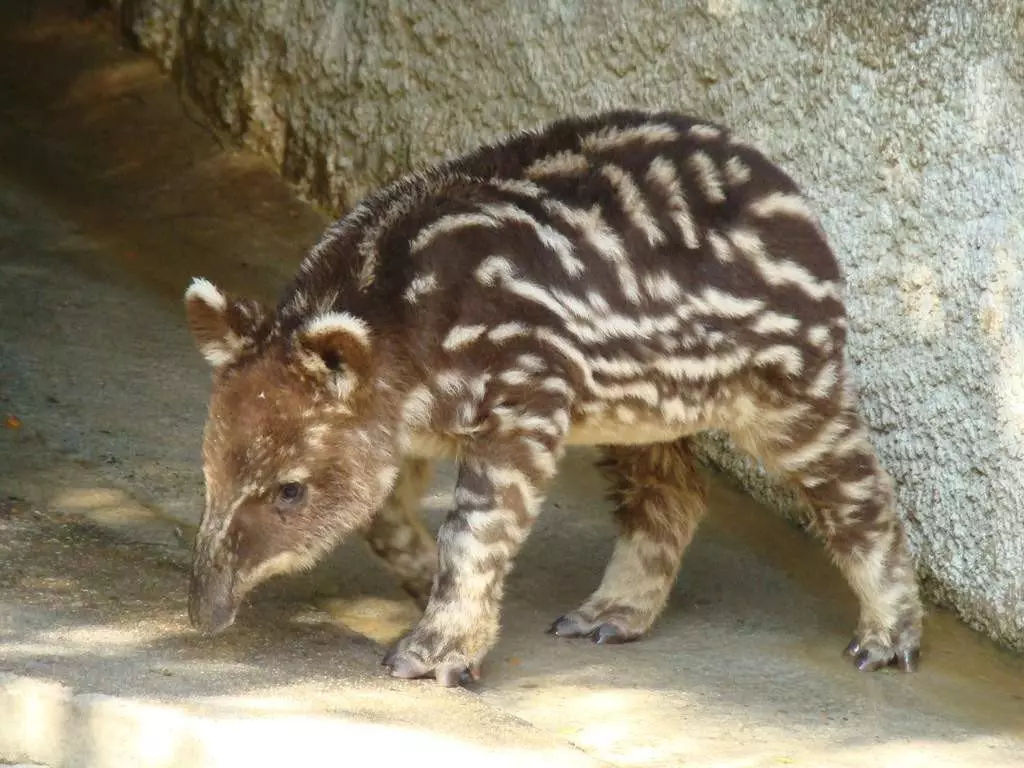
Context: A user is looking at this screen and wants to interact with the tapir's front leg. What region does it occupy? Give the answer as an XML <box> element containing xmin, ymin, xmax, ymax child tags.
<box><xmin>383</xmin><ymin>400</ymin><xmax>567</xmax><ymax>686</ymax></box>
<box><xmin>362</xmin><ymin>458</ymin><xmax>437</xmax><ymax>608</ymax></box>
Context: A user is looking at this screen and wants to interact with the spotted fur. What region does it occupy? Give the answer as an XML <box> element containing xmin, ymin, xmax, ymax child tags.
<box><xmin>185</xmin><ymin>110</ymin><xmax>922</xmax><ymax>685</ymax></box>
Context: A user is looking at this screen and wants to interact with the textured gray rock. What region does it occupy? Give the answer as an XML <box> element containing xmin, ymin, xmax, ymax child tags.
<box><xmin>108</xmin><ymin>0</ymin><xmax>1024</xmax><ymax>650</ymax></box>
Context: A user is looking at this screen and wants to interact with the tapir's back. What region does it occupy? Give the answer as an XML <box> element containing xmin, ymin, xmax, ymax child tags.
<box><xmin>283</xmin><ymin>112</ymin><xmax>846</xmax><ymax>435</ymax></box>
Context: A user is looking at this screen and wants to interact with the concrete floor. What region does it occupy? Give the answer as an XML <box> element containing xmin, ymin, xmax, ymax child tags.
<box><xmin>1</xmin><ymin>4</ymin><xmax>1023</xmax><ymax>767</ymax></box>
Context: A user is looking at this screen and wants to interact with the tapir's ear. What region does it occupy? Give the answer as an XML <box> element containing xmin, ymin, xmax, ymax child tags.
<box><xmin>296</xmin><ymin>311</ymin><xmax>373</xmax><ymax>397</ymax></box>
<box><xmin>184</xmin><ymin>277</ymin><xmax>267</xmax><ymax>368</ymax></box>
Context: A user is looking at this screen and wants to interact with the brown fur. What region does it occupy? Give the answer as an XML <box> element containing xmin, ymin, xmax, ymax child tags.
<box><xmin>184</xmin><ymin>109</ymin><xmax>922</xmax><ymax>685</ymax></box>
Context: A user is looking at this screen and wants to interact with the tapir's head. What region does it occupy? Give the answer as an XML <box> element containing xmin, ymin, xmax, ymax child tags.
<box><xmin>183</xmin><ymin>277</ymin><xmax>401</xmax><ymax>635</ymax></box>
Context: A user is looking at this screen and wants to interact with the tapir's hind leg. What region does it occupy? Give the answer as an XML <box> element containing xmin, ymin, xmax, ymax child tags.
<box><xmin>549</xmin><ymin>438</ymin><xmax>707</xmax><ymax>643</ymax></box>
<box><xmin>739</xmin><ymin>372</ymin><xmax>923</xmax><ymax>671</ymax></box>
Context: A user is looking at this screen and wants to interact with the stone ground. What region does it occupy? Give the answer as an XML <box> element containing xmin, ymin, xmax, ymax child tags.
<box><xmin>1</xmin><ymin>4</ymin><xmax>1023</xmax><ymax>767</ymax></box>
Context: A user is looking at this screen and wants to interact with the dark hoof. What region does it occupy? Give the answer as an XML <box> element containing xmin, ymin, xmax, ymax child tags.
<box><xmin>845</xmin><ymin>637</ymin><xmax>920</xmax><ymax>673</ymax></box>
<box><xmin>437</xmin><ymin>663</ymin><xmax>481</xmax><ymax>688</ymax></box>
<box><xmin>382</xmin><ymin>647</ymin><xmax>481</xmax><ymax>687</ymax></box>
<box><xmin>548</xmin><ymin>615</ymin><xmax>637</xmax><ymax>644</ymax></box>
<box><xmin>548</xmin><ymin>614</ymin><xmax>589</xmax><ymax>638</ymax></box>
<box><xmin>590</xmin><ymin>623</ymin><xmax>633</xmax><ymax>645</ymax></box>
<box><xmin>386</xmin><ymin>651</ymin><xmax>431</xmax><ymax>680</ymax></box>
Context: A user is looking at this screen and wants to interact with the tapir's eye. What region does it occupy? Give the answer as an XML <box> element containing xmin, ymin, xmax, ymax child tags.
<box><xmin>277</xmin><ymin>482</ymin><xmax>306</xmax><ymax>506</ymax></box>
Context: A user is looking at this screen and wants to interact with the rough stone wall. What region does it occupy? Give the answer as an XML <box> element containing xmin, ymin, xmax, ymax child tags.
<box><xmin>109</xmin><ymin>0</ymin><xmax>1024</xmax><ymax>650</ymax></box>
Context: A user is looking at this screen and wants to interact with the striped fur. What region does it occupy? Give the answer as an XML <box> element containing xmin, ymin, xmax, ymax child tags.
<box><xmin>184</xmin><ymin>110</ymin><xmax>922</xmax><ymax>686</ymax></box>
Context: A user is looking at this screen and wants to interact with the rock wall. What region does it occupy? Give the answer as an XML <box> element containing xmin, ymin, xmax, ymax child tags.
<box><xmin>108</xmin><ymin>0</ymin><xmax>1024</xmax><ymax>650</ymax></box>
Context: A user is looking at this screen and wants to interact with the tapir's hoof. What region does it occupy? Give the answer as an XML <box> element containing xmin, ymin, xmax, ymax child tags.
<box><xmin>845</xmin><ymin>637</ymin><xmax>920</xmax><ymax>672</ymax></box>
<box><xmin>548</xmin><ymin>614</ymin><xmax>639</xmax><ymax>644</ymax></box>
<box><xmin>547</xmin><ymin>614</ymin><xmax>587</xmax><ymax>637</ymax></box>
<box><xmin>591</xmin><ymin>623</ymin><xmax>633</xmax><ymax>645</ymax></box>
<box><xmin>383</xmin><ymin>645</ymin><xmax>481</xmax><ymax>688</ymax></box>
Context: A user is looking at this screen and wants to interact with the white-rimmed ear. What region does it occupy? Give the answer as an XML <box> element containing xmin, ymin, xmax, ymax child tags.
<box><xmin>296</xmin><ymin>311</ymin><xmax>373</xmax><ymax>395</ymax></box>
<box><xmin>184</xmin><ymin>277</ymin><xmax>267</xmax><ymax>368</ymax></box>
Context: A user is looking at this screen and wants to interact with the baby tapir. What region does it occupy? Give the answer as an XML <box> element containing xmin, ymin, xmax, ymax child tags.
<box><xmin>184</xmin><ymin>109</ymin><xmax>922</xmax><ymax>687</ymax></box>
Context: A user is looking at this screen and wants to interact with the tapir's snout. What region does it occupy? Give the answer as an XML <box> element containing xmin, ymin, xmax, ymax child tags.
<box><xmin>188</xmin><ymin>554</ymin><xmax>239</xmax><ymax>636</ymax></box>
